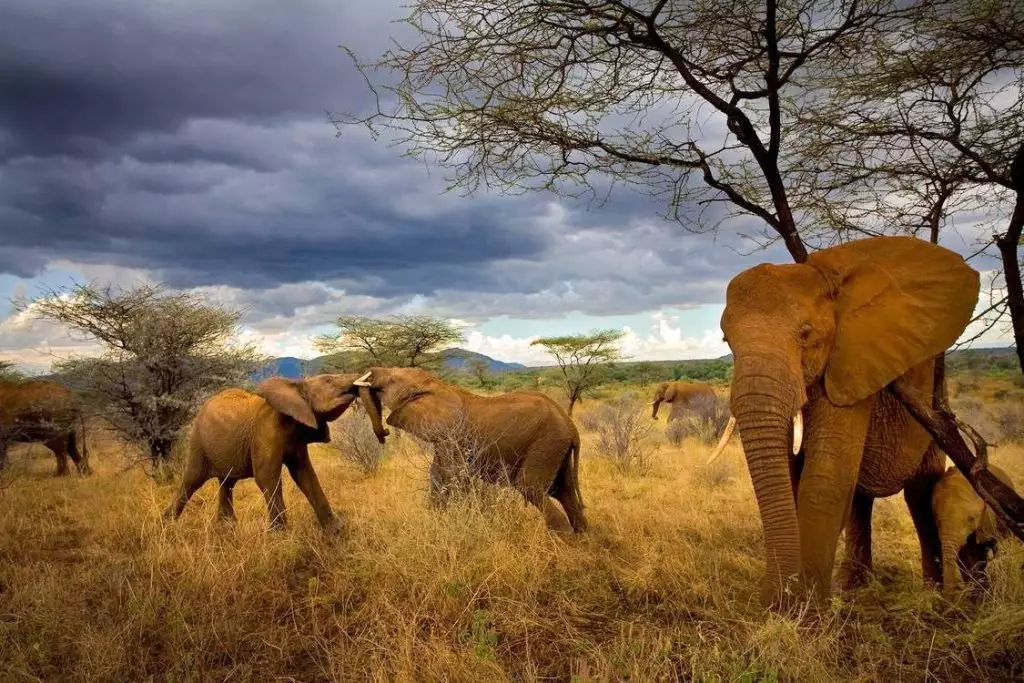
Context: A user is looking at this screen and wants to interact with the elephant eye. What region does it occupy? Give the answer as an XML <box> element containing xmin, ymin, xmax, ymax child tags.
<box><xmin>798</xmin><ymin>323</ymin><xmax>813</xmax><ymax>341</ymax></box>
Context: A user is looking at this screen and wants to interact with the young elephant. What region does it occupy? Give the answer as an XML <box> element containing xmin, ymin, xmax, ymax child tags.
<box><xmin>352</xmin><ymin>366</ymin><xmax>587</xmax><ymax>533</ymax></box>
<box><xmin>0</xmin><ymin>378</ymin><xmax>90</xmax><ymax>476</ymax></box>
<box><xmin>932</xmin><ymin>465</ymin><xmax>1016</xmax><ymax>595</ymax></box>
<box><xmin>163</xmin><ymin>373</ymin><xmax>389</xmax><ymax>533</ymax></box>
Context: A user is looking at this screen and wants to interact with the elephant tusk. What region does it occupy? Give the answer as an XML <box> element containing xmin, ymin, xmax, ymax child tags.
<box><xmin>792</xmin><ymin>410</ymin><xmax>804</xmax><ymax>456</ymax></box>
<box><xmin>706</xmin><ymin>414</ymin><xmax>737</xmax><ymax>465</ymax></box>
<box><xmin>353</xmin><ymin>371</ymin><xmax>373</xmax><ymax>387</ymax></box>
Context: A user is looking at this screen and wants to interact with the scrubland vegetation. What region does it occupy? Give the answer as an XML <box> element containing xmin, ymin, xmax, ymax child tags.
<box><xmin>2</xmin><ymin>373</ymin><xmax>1022</xmax><ymax>682</ymax></box>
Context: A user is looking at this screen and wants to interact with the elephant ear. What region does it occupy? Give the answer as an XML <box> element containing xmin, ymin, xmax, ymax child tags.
<box><xmin>256</xmin><ymin>377</ymin><xmax>318</xmax><ymax>429</ymax></box>
<box><xmin>663</xmin><ymin>383</ymin><xmax>678</xmax><ymax>402</ymax></box>
<box><xmin>808</xmin><ymin>236</ymin><xmax>979</xmax><ymax>407</ymax></box>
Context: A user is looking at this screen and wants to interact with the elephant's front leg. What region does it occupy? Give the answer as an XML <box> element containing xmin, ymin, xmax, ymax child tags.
<box><xmin>797</xmin><ymin>393</ymin><xmax>873</xmax><ymax>601</ymax></box>
<box><xmin>903</xmin><ymin>444</ymin><xmax>945</xmax><ymax>586</ymax></box>
<box><xmin>840</xmin><ymin>492</ymin><xmax>874</xmax><ymax>589</ymax></box>
<box><xmin>428</xmin><ymin>454</ymin><xmax>455</xmax><ymax>507</ymax></box>
<box><xmin>285</xmin><ymin>447</ymin><xmax>343</xmax><ymax>534</ymax></box>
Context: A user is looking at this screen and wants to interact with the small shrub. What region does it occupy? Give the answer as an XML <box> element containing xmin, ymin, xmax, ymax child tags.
<box><xmin>577</xmin><ymin>409</ymin><xmax>603</xmax><ymax>433</ymax></box>
<box><xmin>593</xmin><ymin>393</ymin><xmax>656</xmax><ymax>473</ymax></box>
<box><xmin>666</xmin><ymin>393</ymin><xmax>731</xmax><ymax>445</ymax></box>
<box><xmin>330</xmin><ymin>404</ymin><xmax>387</xmax><ymax>475</ymax></box>
<box><xmin>665</xmin><ymin>419</ymin><xmax>687</xmax><ymax>447</ymax></box>
<box><xmin>996</xmin><ymin>404</ymin><xmax>1024</xmax><ymax>443</ymax></box>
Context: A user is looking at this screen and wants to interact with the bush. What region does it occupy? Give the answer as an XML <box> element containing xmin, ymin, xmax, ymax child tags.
<box><xmin>592</xmin><ymin>393</ymin><xmax>656</xmax><ymax>473</ymax></box>
<box><xmin>666</xmin><ymin>393</ymin><xmax>731</xmax><ymax>445</ymax></box>
<box><xmin>329</xmin><ymin>404</ymin><xmax>387</xmax><ymax>475</ymax></box>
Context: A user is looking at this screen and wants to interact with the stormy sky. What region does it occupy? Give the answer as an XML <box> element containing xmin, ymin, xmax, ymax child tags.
<box><xmin>0</xmin><ymin>0</ymin><xmax>1013</xmax><ymax>370</ymax></box>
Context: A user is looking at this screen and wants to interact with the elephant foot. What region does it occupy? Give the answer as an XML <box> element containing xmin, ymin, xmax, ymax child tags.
<box><xmin>322</xmin><ymin>516</ymin><xmax>347</xmax><ymax>539</ymax></box>
<box><xmin>839</xmin><ymin>561</ymin><xmax>873</xmax><ymax>590</ymax></box>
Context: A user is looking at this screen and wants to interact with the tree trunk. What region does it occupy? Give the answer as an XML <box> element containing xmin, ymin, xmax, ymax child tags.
<box><xmin>996</xmin><ymin>151</ymin><xmax>1024</xmax><ymax>375</ymax></box>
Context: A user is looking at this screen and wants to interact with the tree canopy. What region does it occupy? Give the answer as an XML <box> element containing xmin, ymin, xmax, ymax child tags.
<box><xmin>315</xmin><ymin>315</ymin><xmax>465</xmax><ymax>370</ymax></box>
<box><xmin>531</xmin><ymin>329</ymin><xmax>624</xmax><ymax>414</ymax></box>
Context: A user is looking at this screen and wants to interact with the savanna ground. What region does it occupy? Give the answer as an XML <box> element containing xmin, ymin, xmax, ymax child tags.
<box><xmin>1</xmin><ymin>377</ymin><xmax>1023</xmax><ymax>682</ymax></box>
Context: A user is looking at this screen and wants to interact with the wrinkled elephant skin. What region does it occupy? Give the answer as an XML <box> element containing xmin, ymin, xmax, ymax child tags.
<box><xmin>720</xmin><ymin>236</ymin><xmax>980</xmax><ymax>608</ymax></box>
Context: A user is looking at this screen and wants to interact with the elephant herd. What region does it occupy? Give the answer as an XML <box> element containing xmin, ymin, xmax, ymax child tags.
<box><xmin>2</xmin><ymin>236</ymin><xmax>1019</xmax><ymax>608</ymax></box>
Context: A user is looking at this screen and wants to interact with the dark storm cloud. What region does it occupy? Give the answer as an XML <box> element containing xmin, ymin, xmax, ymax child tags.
<box><xmin>0</xmin><ymin>0</ymin><xmax>383</xmax><ymax>159</ymax></box>
<box><xmin>0</xmin><ymin>0</ymin><xmax>786</xmax><ymax>328</ymax></box>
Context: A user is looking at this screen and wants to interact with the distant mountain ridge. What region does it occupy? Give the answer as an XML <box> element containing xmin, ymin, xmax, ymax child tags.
<box><xmin>249</xmin><ymin>348</ymin><xmax>526</xmax><ymax>380</ymax></box>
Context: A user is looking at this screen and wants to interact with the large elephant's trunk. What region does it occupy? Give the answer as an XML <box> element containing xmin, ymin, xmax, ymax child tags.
<box><xmin>730</xmin><ymin>355</ymin><xmax>803</xmax><ymax>607</ymax></box>
<box><xmin>651</xmin><ymin>398</ymin><xmax>662</xmax><ymax>420</ymax></box>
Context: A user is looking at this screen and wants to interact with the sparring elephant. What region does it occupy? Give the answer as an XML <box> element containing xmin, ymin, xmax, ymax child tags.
<box><xmin>0</xmin><ymin>378</ymin><xmax>90</xmax><ymax>476</ymax></box>
<box><xmin>932</xmin><ymin>465</ymin><xmax>1016</xmax><ymax>596</ymax></box>
<box><xmin>650</xmin><ymin>381</ymin><xmax>716</xmax><ymax>420</ymax></box>
<box><xmin>352</xmin><ymin>367</ymin><xmax>587</xmax><ymax>533</ymax></box>
<box><xmin>716</xmin><ymin>236</ymin><xmax>979</xmax><ymax>607</ymax></box>
<box><xmin>163</xmin><ymin>373</ymin><xmax>389</xmax><ymax>533</ymax></box>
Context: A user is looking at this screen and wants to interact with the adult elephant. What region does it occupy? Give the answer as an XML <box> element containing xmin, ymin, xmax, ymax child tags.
<box><xmin>716</xmin><ymin>236</ymin><xmax>979</xmax><ymax>607</ymax></box>
<box><xmin>352</xmin><ymin>367</ymin><xmax>587</xmax><ymax>533</ymax></box>
<box><xmin>650</xmin><ymin>381</ymin><xmax>716</xmax><ymax>419</ymax></box>
<box><xmin>0</xmin><ymin>378</ymin><xmax>90</xmax><ymax>476</ymax></box>
<box><xmin>163</xmin><ymin>372</ymin><xmax>389</xmax><ymax>533</ymax></box>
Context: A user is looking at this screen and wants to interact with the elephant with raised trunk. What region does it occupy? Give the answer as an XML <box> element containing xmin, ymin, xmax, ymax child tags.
<box><xmin>932</xmin><ymin>465</ymin><xmax>1016</xmax><ymax>596</ymax></box>
<box><xmin>163</xmin><ymin>372</ymin><xmax>389</xmax><ymax>533</ymax></box>
<box><xmin>352</xmin><ymin>367</ymin><xmax>587</xmax><ymax>533</ymax></box>
<box><xmin>717</xmin><ymin>236</ymin><xmax>979</xmax><ymax>608</ymax></box>
<box><xmin>650</xmin><ymin>381</ymin><xmax>716</xmax><ymax>420</ymax></box>
<box><xmin>0</xmin><ymin>379</ymin><xmax>90</xmax><ymax>476</ymax></box>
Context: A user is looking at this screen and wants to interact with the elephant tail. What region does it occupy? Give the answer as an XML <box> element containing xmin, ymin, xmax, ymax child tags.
<box><xmin>553</xmin><ymin>426</ymin><xmax>587</xmax><ymax>533</ymax></box>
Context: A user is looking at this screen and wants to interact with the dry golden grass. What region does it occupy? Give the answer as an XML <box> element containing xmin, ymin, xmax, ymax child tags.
<box><xmin>1</xmin><ymin>401</ymin><xmax>1023</xmax><ymax>682</ymax></box>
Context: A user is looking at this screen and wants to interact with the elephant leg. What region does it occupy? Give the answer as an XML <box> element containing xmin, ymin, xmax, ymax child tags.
<box><xmin>163</xmin><ymin>465</ymin><xmax>210</xmax><ymax>521</ymax></box>
<box><xmin>67</xmin><ymin>430</ymin><xmax>90</xmax><ymax>475</ymax></box>
<box><xmin>254</xmin><ymin>467</ymin><xmax>287</xmax><ymax>530</ymax></box>
<box><xmin>514</xmin><ymin>448</ymin><xmax>571</xmax><ymax>533</ymax></box>
<box><xmin>0</xmin><ymin>438</ymin><xmax>7</xmax><ymax>471</ymax></box>
<box><xmin>47</xmin><ymin>436</ymin><xmax>70</xmax><ymax>476</ymax></box>
<box><xmin>553</xmin><ymin>484</ymin><xmax>586</xmax><ymax>534</ymax></box>
<box><xmin>217</xmin><ymin>479</ymin><xmax>237</xmax><ymax>522</ymax></box>
<box><xmin>904</xmin><ymin>444</ymin><xmax>944</xmax><ymax>586</ymax></box>
<box><xmin>797</xmin><ymin>396</ymin><xmax>872</xmax><ymax>601</ymax></box>
<box><xmin>840</xmin><ymin>492</ymin><xmax>875</xmax><ymax>589</ymax></box>
<box><xmin>285</xmin><ymin>447</ymin><xmax>342</xmax><ymax>534</ymax></box>
<box><xmin>428</xmin><ymin>454</ymin><xmax>456</xmax><ymax>507</ymax></box>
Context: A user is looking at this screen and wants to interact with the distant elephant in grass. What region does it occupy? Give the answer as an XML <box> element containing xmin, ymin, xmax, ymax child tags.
<box><xmin>0</xmin><ymin>379</ymin><xmax>90</xmax><ymax>476</ymax></box>
<box><xmin>932</xmin><ymin>465</ymin><xmax>1016</xmax><ymax>596</ymax></box>
<box><xmin>650</xmin><ymin>381</ymin><xmax>716</xmax><ymax>420</ymax></box>
<box><xmin>717</xmin><ymin>236</ymin><xmax>980</xmax><ymax>608</ymax></box>
<box><xmin>352</xmin><ymin>366</ymin><xmax>587</xmax><ymax>533</ymax></box>
<box><xmin>163</xmin><ymin>373</ymin><xmax>389</xmax><ymax>533</ymax></box>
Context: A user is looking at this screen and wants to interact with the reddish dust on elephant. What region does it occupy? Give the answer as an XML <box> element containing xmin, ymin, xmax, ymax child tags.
<box><xmin>0</xmin><ymin>378</ymin><xmax>90</xmax><ymax>476</ymax></box>
<box><xmin>353</xmin><ymin>366</ymin><xmax>587</xmax><ymax>534</ymax></box>
<box><xmin>719</xmin><ymin>236</ymin><xmax>980</xmax><ymax>608</ymax></box>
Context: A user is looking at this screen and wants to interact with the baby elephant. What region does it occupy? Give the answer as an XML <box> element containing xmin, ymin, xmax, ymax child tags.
<box><xmin>932</xmin><ymin>465</ymin><xmax>1016</xmax><ymax>595</ymax></box>
<box><xmin>163</xmin><ymin>373</ymin><xmax>388</xmax><ymax>533</ymax></box>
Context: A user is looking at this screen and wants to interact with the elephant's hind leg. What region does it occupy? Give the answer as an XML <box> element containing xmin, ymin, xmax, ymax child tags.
<box><xmin>513</xmin><ymin>457</ymin><xmax>572</xmax><ymax>533</ymax></box>
<box><xmin>840</xmin><ymin>492</ymin><xmax>874</xmax><ymax>589</ymax></box>
<box><xmin>164</xmin><ymin>450</ymin><xmax>210</xmax><ymax>521</ymax></box>
<box><xmin>254</xmin><ymin>468</ymin><xmax>287</xmax><ymax>531</ymax></box>
<box><xmin>217</xmin><ymin>479</ymin><xmax>238</xmax><ymax>521</ymax></box>
<box><xmin>47</xmin><ymin>436</ymin><xmax>70</xmax><ymax>476</ymax></box>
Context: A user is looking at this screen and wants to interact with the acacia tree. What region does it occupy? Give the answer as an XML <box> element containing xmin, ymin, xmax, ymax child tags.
<box><xmin>466</xmin><ymin>357</ymin><xmax>492</xmax><ymax>388</ymax></box>
<box><xmin>22</xmin><ymin>283</ymin><xmax>262</xmax><ymax>476</ymax></box>
<box><xmin>531</xmin><ymin>329</ymin><xmax>623</xmax><ymax>415</ymax></box>
<box><xmin>315</xmin><ymin>315</ymin><xmax>464</xmax><ymax>369</ymax></box>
